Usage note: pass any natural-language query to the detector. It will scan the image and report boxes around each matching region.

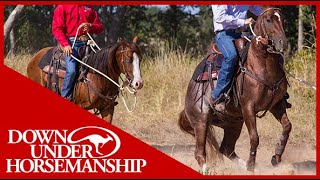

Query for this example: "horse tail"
[178,109,194,136]
[178,109,222,163]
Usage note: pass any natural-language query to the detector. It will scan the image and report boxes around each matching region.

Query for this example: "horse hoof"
[199,164,208,175]
[237,159,247,170]
[247,166,255,172]
[271,155,280,167]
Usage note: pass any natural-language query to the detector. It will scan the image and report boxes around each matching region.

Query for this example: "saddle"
[38,43,94,94]
[192,38,250,83]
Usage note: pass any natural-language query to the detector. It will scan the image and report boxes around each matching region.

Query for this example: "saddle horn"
[117,37,124,42]
[133,36,139,44]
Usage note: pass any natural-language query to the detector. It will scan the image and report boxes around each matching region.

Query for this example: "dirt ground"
[152,142,316,175]
[4,53,316,176]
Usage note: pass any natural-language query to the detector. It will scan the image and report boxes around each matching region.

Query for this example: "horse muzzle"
[133,81,143,89]
[131,80,143,90]
[131,78,144,90]
[273,38,288,53]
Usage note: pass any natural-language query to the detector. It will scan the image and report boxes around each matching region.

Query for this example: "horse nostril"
[136,82,139,87]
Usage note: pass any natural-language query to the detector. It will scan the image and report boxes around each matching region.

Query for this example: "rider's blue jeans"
[212,30,242,99]
[61,40,85,98]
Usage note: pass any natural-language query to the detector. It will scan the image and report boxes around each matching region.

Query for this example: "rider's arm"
[52,5,70,47]
[212,5,245,28]
[87,9,104,35]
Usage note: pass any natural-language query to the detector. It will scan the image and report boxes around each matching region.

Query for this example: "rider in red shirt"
[52,5,104,100]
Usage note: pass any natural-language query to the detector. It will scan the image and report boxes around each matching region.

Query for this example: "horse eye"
[126,58,133,63]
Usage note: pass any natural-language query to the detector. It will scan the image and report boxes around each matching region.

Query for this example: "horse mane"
[84,40,141,79]
[85,42,122,76]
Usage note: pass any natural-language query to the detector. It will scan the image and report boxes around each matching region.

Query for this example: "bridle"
[119,45,135,87]
[239,8,288,118]
[250,8,284,54]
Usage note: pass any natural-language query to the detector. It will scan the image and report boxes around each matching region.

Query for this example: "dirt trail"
[152,143,316,175]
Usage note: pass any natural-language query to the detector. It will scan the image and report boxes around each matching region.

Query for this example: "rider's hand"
[63,45,72,57]
[81,23,91,32]
[244,17,254,25]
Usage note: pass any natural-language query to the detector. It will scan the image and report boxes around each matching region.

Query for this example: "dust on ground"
[152,143,316,175]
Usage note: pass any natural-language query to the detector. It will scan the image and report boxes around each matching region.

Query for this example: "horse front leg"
[242,105,259,172]
[100,104,115,124]
[269,100,292,166]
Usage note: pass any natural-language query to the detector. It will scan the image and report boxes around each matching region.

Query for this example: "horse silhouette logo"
[67,126,121,158]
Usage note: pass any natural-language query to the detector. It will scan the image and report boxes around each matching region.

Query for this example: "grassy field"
[114,46,316,148]
[4,44,316,174]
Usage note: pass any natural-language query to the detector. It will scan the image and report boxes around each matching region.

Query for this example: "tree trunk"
[9,28,15,55]
[298,5,304,51]
[4,5,25,41]
[101,5,108,45]
[107,6,128,44]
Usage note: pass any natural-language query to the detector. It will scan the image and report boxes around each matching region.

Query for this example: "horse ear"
[117,37,123,42]
[133,36,139,44]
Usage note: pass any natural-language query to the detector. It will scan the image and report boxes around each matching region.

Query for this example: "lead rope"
[249,21,316,90]
[242,22,257,43]
[249,22,265,45]
[278,54,316,90]
[69,24,137,112]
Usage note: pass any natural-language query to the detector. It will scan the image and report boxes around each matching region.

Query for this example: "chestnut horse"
[27,37,143,124]
[179,8,291,172]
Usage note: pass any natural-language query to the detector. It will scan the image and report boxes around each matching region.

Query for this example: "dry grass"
[4,44,316,174]
[4,46,316,146]
[112,46,316,148]
[4,53,31,76]
[113,44,201,145]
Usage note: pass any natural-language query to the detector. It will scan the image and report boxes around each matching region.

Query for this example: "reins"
[69,25,138,113]
[240,8,288,118]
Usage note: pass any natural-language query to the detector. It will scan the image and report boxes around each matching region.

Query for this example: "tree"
[298,5,304,51]
[105,6,129,45]
[4,5,24,41]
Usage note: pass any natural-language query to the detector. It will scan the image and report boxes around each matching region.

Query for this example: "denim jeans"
[61,40,86,98]
[212,30,242,99]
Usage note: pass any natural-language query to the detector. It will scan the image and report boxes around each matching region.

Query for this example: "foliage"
[285,47,316,101]
[280,5,316,52]
[4,5,316,58]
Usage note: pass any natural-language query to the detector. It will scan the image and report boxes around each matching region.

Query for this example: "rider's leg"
[212,30,241,103]
[61,40,85,99]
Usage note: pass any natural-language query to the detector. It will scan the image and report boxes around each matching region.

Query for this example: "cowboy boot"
[212,93,228,112]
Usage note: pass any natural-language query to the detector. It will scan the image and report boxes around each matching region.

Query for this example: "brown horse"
[179,8,291,173]
[27,36,143,124]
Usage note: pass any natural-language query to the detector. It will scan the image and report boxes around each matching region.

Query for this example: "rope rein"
[248,16,316,91]
[69,25,137,112]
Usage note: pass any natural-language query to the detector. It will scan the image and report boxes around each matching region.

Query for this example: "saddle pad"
[42,65,66,79]
[196,71,219,82]
[192,52,223,82]
[38,47,66,71]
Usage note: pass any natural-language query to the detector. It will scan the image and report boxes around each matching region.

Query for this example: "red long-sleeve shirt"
[52,5,104,47]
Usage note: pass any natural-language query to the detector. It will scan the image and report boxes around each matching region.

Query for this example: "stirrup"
[213,93,229,105]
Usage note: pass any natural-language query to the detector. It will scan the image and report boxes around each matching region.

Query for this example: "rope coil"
[69,25,138,112]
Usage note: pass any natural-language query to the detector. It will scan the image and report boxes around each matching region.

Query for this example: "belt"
[215,28,242,34]
[69,35,89,42]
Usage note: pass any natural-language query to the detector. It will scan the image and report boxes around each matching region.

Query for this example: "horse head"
[254,7,288,53]
[115,36,144,90]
